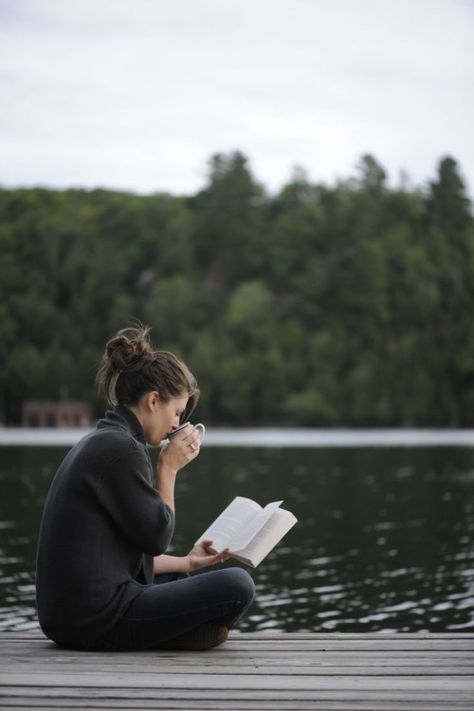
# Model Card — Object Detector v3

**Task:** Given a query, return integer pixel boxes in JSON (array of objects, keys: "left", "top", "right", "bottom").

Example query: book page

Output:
[
  {"left": 194, "top": 496, "right": 262, "bottom": 551},
  {"left": 229, "top": 500, "right": 283, "bottom": 551},
  {"left": 232, "top": 508, "right": 298, "bottom": 567}
]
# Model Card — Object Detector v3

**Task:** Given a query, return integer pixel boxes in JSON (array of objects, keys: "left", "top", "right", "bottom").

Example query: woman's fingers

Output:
[
  {"left": 201, "top": 550, "right": 228, "bottom": 567},
  {"left": 176, "top": 425, "right": 196, "bottom": 442},
  {"left": 189, "top": 543, "right": 230, "bottom": 570},
  {"left": 166, "top": 426, "right": 201, "bottom": 464},
  {"left": 203, "top": 542, "right": 230, "bottom": 561},
  {"left": 175, "top": 427, "right": 201, "bottom": 457},
  {"left": 187, "top": 433, "right": 202, "bottom": 451},
  {"left": 179, "top": 427, "right": 201, "bottom": 447}
]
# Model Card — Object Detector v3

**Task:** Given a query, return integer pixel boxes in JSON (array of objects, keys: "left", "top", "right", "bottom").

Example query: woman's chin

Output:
[
  {"left": 157, "top": 431, "right": 168, "bottom": 446},
  {"left": 146, "top": 432, "right": 165, "bottom": 447}
]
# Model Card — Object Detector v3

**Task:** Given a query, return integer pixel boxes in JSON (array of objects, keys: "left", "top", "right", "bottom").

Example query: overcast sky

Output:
[{"left": 1, "top": 0, "right": 473, "bottom": 197}]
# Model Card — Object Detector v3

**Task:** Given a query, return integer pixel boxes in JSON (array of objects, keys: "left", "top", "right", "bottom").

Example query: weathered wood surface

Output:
[{"left": 0, "top": 631, "right": 473, "bottom": 710}]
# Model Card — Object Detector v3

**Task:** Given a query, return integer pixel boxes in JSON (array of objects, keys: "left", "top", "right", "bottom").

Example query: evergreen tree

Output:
[{"left": 1, "top": 152, "right": 473, "bottom": 426}]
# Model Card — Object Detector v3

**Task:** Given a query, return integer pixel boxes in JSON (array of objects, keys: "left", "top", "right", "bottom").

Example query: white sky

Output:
[{"left": 1, "top": 0, "right": 473, "bottom": 196}]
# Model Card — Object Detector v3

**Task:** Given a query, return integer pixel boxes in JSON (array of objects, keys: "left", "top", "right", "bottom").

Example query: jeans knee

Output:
[{"left": 227, "top": 566, "right": 255, "bottom": 605}]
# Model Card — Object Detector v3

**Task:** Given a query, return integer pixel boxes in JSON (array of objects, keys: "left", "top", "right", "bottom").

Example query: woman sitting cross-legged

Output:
[{"left": 35, "top": 325, "right": 255, "bottom": 651}]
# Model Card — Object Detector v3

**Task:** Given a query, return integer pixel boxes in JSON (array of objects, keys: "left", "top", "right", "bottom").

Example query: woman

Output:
[{"left": 36, "top": 326, "right": 255, "bottom": 651}]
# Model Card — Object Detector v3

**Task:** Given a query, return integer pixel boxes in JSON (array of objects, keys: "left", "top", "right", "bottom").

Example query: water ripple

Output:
[{"left": 2, "top": 444, "right": 474, "bottom": 632}]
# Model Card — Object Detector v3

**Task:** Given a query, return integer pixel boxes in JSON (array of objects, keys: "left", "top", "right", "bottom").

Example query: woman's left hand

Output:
[{"left": 186, "top": 539, "right": 230, "bottom": 572}]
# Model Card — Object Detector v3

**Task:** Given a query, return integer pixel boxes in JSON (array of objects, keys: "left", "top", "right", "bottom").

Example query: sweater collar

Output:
[{"left": 97, "top": 404, "right": 147, "bottom": 445}]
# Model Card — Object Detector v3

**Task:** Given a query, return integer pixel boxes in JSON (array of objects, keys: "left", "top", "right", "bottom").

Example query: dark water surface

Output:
[{"left": 0, "top": 444, "right": 473, "bottom": 632}]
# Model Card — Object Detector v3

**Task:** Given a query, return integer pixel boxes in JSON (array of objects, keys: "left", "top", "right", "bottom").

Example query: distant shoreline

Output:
[{"left": 1, "top": 428, "right": 474, "bottom": 448}]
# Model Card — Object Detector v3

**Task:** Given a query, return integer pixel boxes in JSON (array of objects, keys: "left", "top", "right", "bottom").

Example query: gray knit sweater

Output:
[{"left": 36, "top": 405, "right": 174, "bottom": 647}]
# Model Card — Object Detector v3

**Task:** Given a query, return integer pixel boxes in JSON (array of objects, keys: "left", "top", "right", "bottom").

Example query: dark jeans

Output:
[{"left": 93, "top": 566, "right": 255, "bottom": 651}]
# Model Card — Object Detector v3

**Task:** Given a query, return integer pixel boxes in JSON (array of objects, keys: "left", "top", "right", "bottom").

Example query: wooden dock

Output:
[{"left": 0, "top": 631, "right": 473, "bottom": 709}]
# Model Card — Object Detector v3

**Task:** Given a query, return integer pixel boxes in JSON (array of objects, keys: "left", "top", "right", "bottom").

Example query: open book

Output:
[{"left": 195, "top": 496, "right": 297, "bottom": 568}]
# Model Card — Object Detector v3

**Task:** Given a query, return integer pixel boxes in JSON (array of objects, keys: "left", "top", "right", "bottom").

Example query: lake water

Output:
[{"left": 1, "top": 434, "right": 473, "bottom": 633}]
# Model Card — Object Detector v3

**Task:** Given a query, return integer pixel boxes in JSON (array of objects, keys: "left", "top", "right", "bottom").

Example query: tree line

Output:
[{"left": 1, "top": 152, "right": 473, "bottom": 426}]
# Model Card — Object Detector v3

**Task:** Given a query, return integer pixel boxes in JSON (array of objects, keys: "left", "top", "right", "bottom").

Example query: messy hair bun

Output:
[
  {"left": 97, "top": 324, "right": 199, "bottom": 421},
  {"left": 105, "top": 326, "right": 154, "bottom": 373}
]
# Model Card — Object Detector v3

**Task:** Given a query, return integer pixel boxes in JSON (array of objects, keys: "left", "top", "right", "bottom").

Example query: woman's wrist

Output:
[
  {"left": 156, "top": 459, "right": 177, "bottom": 480},
  {"left": 155, "top": 460, "right": 177, "bottom": 511},
  {"left": 183, "top": 554, "right": 192, "bottom": 573},
  {"left": 153, "top": 554, "right": 192, "bottom": 575}
]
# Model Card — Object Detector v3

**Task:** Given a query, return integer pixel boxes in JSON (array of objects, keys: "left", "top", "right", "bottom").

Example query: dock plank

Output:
[{"left": 0, "top": 631, "right": 473, "bottom": 710}]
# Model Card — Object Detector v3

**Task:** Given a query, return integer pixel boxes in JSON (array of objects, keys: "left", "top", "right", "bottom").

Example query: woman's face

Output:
[{"left": 144, "top": 392, "right": 189, "bottom": 446}]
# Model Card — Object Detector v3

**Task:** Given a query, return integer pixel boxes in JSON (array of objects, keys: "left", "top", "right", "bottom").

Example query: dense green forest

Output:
[{"left": 1, "top": 152, "right": 473, "bottom": 426}]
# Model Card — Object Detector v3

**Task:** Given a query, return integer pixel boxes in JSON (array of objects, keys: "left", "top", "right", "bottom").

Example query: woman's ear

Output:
[{"left": 147, "top": 390, "right": 160, "bottom": 411}]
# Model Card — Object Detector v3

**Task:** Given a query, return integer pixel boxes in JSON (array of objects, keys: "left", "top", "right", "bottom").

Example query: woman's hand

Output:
[
  {"left": 159, "top": 425, "right": 201, "bottom": 474},
  {"left": 156, "top": 426, "right": 202, "bottom": 512},
  {"left": 186, "top": 540, "right": 230, "bottom": 572}
]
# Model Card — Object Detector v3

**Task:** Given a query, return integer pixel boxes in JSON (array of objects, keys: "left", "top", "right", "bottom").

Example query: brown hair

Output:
[{"left": 97, "top": 325, "right": 199, "bottom": 422}]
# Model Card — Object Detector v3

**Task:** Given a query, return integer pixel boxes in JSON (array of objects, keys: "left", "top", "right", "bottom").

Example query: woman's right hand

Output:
[{"left": 158, "top": 425, "right": 201, "bottom": 474}]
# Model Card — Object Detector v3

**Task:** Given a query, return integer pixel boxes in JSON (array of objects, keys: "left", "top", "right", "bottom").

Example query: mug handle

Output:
[{"left": 195, "top": 423, "right": 206, "bottom": 443}]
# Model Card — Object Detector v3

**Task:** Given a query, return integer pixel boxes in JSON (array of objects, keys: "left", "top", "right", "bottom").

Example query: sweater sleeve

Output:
[{"left": 94, "top": 447, "right": 174, "bottom": 555}]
